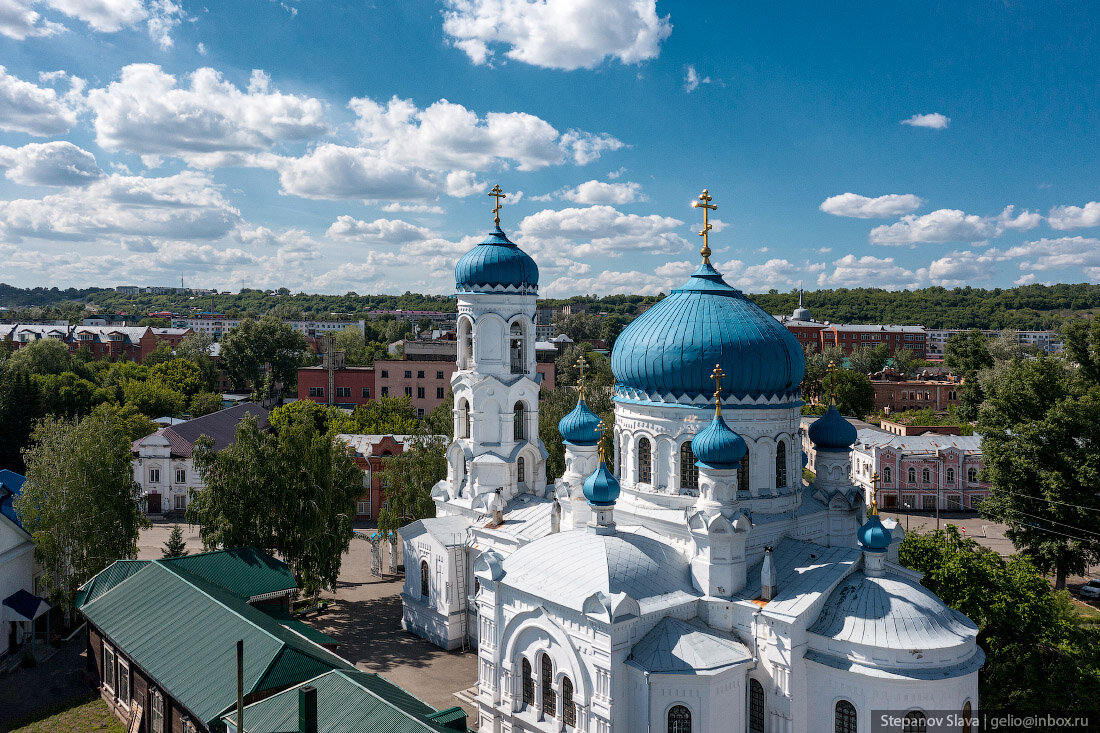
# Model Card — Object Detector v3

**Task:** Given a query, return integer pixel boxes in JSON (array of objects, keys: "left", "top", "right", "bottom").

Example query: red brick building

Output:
[
  {"left": 70, "top": 326, "right": 158, "bottom": 361},
  {"left": 296, "top": 366, "right": 376, "bottom": 407},
  {"left": 336, "top": 434, "right": 446, "bottom": 520},
  {"left": 374, "top": 360, "right": 555, "bottom": 417}
]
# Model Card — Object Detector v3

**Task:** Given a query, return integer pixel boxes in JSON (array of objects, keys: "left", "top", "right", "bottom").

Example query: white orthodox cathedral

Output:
[{"left": 400, "top": 190, "right": 982, "bottom": 733}]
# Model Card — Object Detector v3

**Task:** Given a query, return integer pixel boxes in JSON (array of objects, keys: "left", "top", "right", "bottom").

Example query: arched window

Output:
[
  {"left": 967, "top": 467, "right": 977, "bottom": 483},
  {"left": 638, "top": 438, "right": 652, "bottom": 484},
  {"left": 902, "top": 711, "right": 927, "bottom": 733},
  {"left": 514, "top": 402, "right": 525, "bottom": 440},
  {"left": 541, "top": 654, "right": 555, "bottom": 717},
  {"left": 680, "top": 443, "right": 698, "bottom": 490},
  {"left": 419, "top": 561, "right": 429, "bottom": 599},
  {"left": 667, "top": 705, "right": 691, "bottom": 733},
  {"left": 458, "top": 317, "right": 473, "bottom": 369},
  {"left": 908, "top": 467, "right": 916, "bottom": 484},
  {"left": 922, "top": 468, "right": 931, "bottom": 485},
  {"left": 748, "top": 679, "right": 764, "bottom": 733},
  {"left": 562, "top": 677, "right": 575, "bottom": 727},
  {"left": 775, "top": 440, "right": 788, "bottom": 488},
  {"left": 517, "top": 457, "right": 526, "bottom": 484},
  {"left": 459, "top": 399, "right": 470, "bottom": 439},
  {"left": 883, "top": 466, "right": 892, "bottom": 484},
  {"left": 738, "top": 448, "right": 751, "bottom": 493},
  {"left": 510, "top": 322, "right": 524, "bottom": 374},
  {"left": 962, "top": 702, "right": 972, "bottom": 733},
  {"left": 835, "top": 700, "right": 856, "bottom": 733},
  {"left": 521, "top": 659, "right": 534, "bottom": 707},
  {"left": 946, "top": 467, "right": 955, "bottom": 483}
]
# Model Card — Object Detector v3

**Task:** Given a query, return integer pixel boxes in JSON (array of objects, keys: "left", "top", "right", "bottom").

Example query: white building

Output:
[
  {"left": 0, "top": 470, "right": 47, "bottom": 662},
  {"left": 401, "top": 200, "right": 982, "bottom": 733}
]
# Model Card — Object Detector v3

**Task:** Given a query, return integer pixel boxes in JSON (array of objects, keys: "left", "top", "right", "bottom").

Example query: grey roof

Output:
[
  {"left": 735, "top": 538, "right": 861, "bottom": 620},
  {"left": 158, "top": 403, "right": 270, "bottom": 456},
  {"left": 809, "top": 570, "right": 978, "bottom": 650},
  {"left": 805, "top": 647, "right": 985, "bottom": 681},
  {"left": 629, "top": 617, "right": 751, "bottom": 674},
  {"left": 853, "top": 428, "right": 982, "bottom": 455},
  {"left": 486, "top": 494, "right": 555, "bottom": 542},
  {"left": 401, "top": 516, "right": 470, "bottom": 548},
  {"left": 501, "top": 529, "right": 697, "bottom": 614}
]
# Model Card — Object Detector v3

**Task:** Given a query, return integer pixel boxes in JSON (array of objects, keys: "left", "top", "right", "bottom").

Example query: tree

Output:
[
  {"left": 377, "top": 437, "right": 447, "bottom": 535},
  {"left": 552, "top": 311, "right": 601, "bottom": 342},
  {"left": 0, "top": 368, "right": 42, "bottom": 472},
  {"left": 150, "top": 358, "right": 206, "bottom": 397},
  {"left": 189, "top": 391, "right": 223, "bottom": 417},
  {"left": 33, "top": 371, "right": 113, "bottom": 417},
  {"left": 142, "top": 339, "right": 175, "bottom": 365},
  {"left": 8, "top": 338, "right": 72, "bottom": 376},
  {"left": 554, "top": 345, "right": 613, "bottom": 389},
  {"left": 892, "top": 347, "right": 919, "bottom": 378},
  {"left": 847, "top": 343, "right": 889, "bottom": 375},
  {"left": 424, "top": 390, "right": 454, "bottom": 439},
  {"left": 801, "top": 344, "right": 845, "bottom": 404},
  {"left": 335, "top": 397, "right": 420, "bottom": 435},
  {"left": 95, "top": 402, "right": 158, "bottom": 442},
  {"left": 219, "top": 316, "right": 308, "bottom": 393},
  {"left": 1062, "top": 318, "right": 1100, "bottom": 384},
  {"left": 175, "top": 332, "right": 218, "bottom": 389},
  {"left": 16, "top": 409, "right": 148, "bottom": 623},
  {"left": 821, "top": 369, "right": 874, "bottom": 418},
  {"left": 122, "top": 378, "right": 187, "bottom": 417},
  {"left": 162, "top": 525, "right": 189, "bottom": 558},
  {"left": 944, "top": 329, "right": 993, "bottom": 376},
  {"left": 333, "top": 325, "right": 371, "bottom": 366}
]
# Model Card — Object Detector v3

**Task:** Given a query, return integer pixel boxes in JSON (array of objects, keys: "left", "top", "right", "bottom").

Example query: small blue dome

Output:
[
  {"left": 455, "top": 225, "right": 538, "bottom": 293},
  {"left": 611, "top": 264, "right": 805, "bottom": 402},
  {"left": 858, "top": 514, "right": 891, "bottom": 553},
  {"left": 583, "top": 461, "right": 621, "bottom": 507},
  {"left": 808, "top": 404, "right": 858, "bottom": 452},
  {"left": 691, "top": 414, "right": 747, "bottom": 469},
  {"left": 559, "top": 398, "right": 601, "bottom": 446}
]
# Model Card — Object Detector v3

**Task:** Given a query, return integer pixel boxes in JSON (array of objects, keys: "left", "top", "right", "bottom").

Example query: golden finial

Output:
[
  {"left": 826, "top": 360, "right": 838, "bottom": 406},
  {"left": 870, "top": 471, "right": 880, "bottom": 516},
  {"left": 575, "top": 354, "right": 589, "bottom": 398},
  {"left": 692, "top": 188, "right": 718, "bottom": 265},
  {"left": 488, "top": 184, "right": 507, "bottom": 226},
  {"left": 710, "top": 363, "right": 725, "bottom": 417},
  {"left": 595, "top": 419, "right": 608, "bottom": 463}
]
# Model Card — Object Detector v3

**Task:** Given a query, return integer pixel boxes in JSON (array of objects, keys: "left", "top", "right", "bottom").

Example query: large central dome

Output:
[{"left": 611, "top": 263, "right": 805, "bottom": 403}]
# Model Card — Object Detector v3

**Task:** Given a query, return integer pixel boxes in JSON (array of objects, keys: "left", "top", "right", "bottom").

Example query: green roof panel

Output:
[{"left": 160, "top": 546, "right": 297, "bottom": 600}]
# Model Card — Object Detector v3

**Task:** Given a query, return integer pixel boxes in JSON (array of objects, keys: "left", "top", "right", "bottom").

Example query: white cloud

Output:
[
  {"left": 196, "top": 41, "right": 207, "bottom": 55},
  {"left": 926, "top": 249, "right": 1003, "bottom": 286},
  {"left": 274, "top": 144, "right": 438, "bottom": 202},
  {"left": 1002, "top": 236, "right": 1100, "bottom": 279},
  {"left": 87, "top": 64, "right": 328, "bottom": 158},
  {"left": 683, "top": 64, "right": 710, "bottom": 93},
  {"left": 517, "top": 205, "right": 687, "bottom": 258},
  {"left": 1048, "top": 201, "right": 1100, "bottom": 230},
  {"left": 900, "top": 112, "right": 950, "bottom": 129},
  {"left": 0, "top": 66, "right": 78, "bottom": 136},
  {"left": 543, "top": 269, "right": 678, "bottom": 297},
  {"left": 0, "top": 0, "right": 185, "bottom": 47},
  {"left": 382, "top": 201, "right": 445, "bottom": 214},
  {"left": 868, "top": 206, "right": 1039, "bottom": 244},
  {"left": 559, "top": 180, "right": 643, "bottom": 205},
  {"left": 326, "top": 215, "right": 431, "bottom": 244},
  {"left": 0, "top": 0, "right": 64, "bottom": 38},
  {"left": 442, "top": 0, "right": 672, "bottom": 71},
  {"left": 819, "top": 192, "right": 922, "bottom": 219},
  {"left": 0, "top": 141, "right": 102, "bottom": 186},
  {"left": 817, "top": 254, "right": 919, "bottom": 290}
]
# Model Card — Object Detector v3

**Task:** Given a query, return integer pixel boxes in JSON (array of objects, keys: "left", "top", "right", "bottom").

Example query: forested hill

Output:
[{"left": 2, "top": 282, "right": 1098, "bottom": 330}]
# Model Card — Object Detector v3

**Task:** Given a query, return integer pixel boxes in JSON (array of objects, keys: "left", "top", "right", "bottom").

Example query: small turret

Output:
[
  {"left": 583, "top": 419, "right": 620, "bottom": 535},
  {"left": 761, "top": 546, "right": 778, "bottom": 601}
]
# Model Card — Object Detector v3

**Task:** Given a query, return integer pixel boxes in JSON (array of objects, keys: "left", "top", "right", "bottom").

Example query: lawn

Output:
[
  {"left": 1072, "top": 597, "right": 1100, "bottom": 623},
  {"left": 10, "top": 695, "right": 125, "bottom": 733}
]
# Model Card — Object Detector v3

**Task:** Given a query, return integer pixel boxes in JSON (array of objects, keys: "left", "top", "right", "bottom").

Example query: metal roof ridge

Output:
[{"left": 335, "top": 669, "right": 450, "bottom": 732}]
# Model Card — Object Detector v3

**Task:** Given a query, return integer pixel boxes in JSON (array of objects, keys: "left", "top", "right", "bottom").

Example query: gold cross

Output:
[
  {"left": 710, "top": 363, "right": 725, "bottom": 415},
  {"left": 870, "top": 471, "right": 880, "bottom": 516},
  {"left": 595, "top": 419, "right": 607, "bottom": 462},
  {"left": 488, "top": 184, "right": 507, "bottom": 226},
  {"left": 575, "top": 354, "right": 589, "bottom": 397},
  {"left": 826, "top": 360, "right": 838, "bottom": 405},
  {"left": 692, "top": 188, "right": 718, "bottom": 265}
]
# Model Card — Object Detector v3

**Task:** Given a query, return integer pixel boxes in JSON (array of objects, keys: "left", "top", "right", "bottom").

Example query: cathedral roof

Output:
[
  {"left": 691, "top": 412, "right": 747, "bottom": 469},
  {"left": 610, "top": 263, "right": 805, "bottom": 404},
  {"left": 857, "top": 514, "right": 891, "bottom": 553},
  {"left": 454, "top": 225, "right": 538, "bottom": 294},
  {"left": 628, "top": 617, "right": 751, "bottom": 674},
  {"left": 582, "top": 461, "right": 620, "bottom": 506},
  {"left": 558, "top": 398, "right": 601, "bottom": 446},
  {"left": 808, "top": 404, "right": 858, "bottom": 452},
  {"left": 735, "top": 539, "right": 860, "bottom": 620}
]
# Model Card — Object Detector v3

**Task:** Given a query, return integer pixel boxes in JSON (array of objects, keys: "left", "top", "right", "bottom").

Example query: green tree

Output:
[
  {"left": 377, "top": 436, "right": 447, "bottom": 535},
  {"left": 8, "top": 338, "right": 72, "bottom": 375},
  {"left": 33, "top": 371, "right": 113, "bottom": 417},
  {"left": 95, "top": 402, "right": 158, "bottom": 442},
  {"left": 219, "top": 316, "right": 308, "bottom": 393},
  {"left": 16, "top": 409, "right": 148, "bottom": 623},
  {"left": 162, "top": 525, "right": 189, "bottom": 558},
  {"left": 847, "top": 343, "right": 889, "bottom": 375},
  {"left": 335, "top": 397, "right": 420, "bottom": 435},
  {"left": 821, "top": 369, "right": 875, "bottom": 417},
  {"left": 891, "top": 347, "right": 919, "bottom": 378},
  {"left": 555, "top": 345, "right": 614, "bottom": 389},
  {"left": 142, "top": 339, "right": 175, "bottom": 365},
  {"left": 0, "top": 368, "right": 43, "bottom": 472},
  {"left": 122, "top": 378, "right": 187, "bottom": 417},
  {"left": 1062, "top": 318, "right": 1100, "bottom": 384},
  {"left": 801, "top": 344, "right": 845, "bottom": 404},
  {"left": 149, "top": 358, "right": 206, "bottom": 397},
  {"left": 944, "top": 329, "right": 993, "bottom": 376},
  {"left": 188, "top": 391, "right": 224, "bottom": 417},
  {"left": 333, "top": 325, "right": 371, "bottom": 366},
  {"left": 424, "top": 390, "right": 454, "bottom": 439},
  {"left": 175, "top": 332, "right": 218, "bottom": 389}
]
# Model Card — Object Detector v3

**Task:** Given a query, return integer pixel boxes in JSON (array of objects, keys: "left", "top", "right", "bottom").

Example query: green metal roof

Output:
[
  {"left": 79, "top": 554, "right": 353, "bottom": 727},
  {"left": 74, "top": 560, "right": 150, "bottom": 607},
  {"left": 160, "top": 546, "right": 297, "bottom": 600},
  {"left": 223, "top": 669, "right": 468, "bottom": 733},
  {"left": 258, "top": 608, "right": 337, "bottom": 647}
]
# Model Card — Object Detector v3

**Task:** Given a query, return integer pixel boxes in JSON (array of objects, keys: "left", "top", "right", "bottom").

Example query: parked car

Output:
[{"left": 1080, "top": 579, "right": 1100, "bottom": 599}]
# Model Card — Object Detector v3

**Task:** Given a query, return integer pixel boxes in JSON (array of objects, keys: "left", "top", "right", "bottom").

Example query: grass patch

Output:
[
  {"left": 1072, "top": 598, "right": 1100, "bottom": 623},
  {"left": 10, "top": 694, "right": 125, "bottom": 733}
]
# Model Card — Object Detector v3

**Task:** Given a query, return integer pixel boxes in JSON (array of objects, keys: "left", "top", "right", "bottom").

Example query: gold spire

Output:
[
  {"left": 692, "top": 188, "right": 718, "bottom": 265},
  {"left": 870, "top": 471, "right": 880, "bottom": 516},
  {"left": 710, "top": 363, "right": 725, "bottom": 417},
  {"left": 488, "top": 184, "right": 507, "bottom": 226},
  {"left": 595, "top": 418, "right": 607, "bottom": 462},
  {"left": 826, "top": 360, "right": 838, "bottom": 406},
  {"left": 575, "top": 354, "right": 589, "bottom": 398}
]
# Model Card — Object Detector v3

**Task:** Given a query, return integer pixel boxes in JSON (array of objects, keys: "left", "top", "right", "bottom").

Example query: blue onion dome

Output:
[
  {"left": 858, "top": 514, "right": 891, "bottom": 553},
  {"left": 808, "top": 404, "right": 858, "bottom": 452},
  {"left": 559, "top": 398, "right": 602, "bottom": 446},
  {"left": 583, "top": 462, "right": 621, "bottom": 507},
  {"left": 610, "top": 263, "right": 805, "bottom": 402},
  {"left": 692, "top": 414, "right": 747, "bottom": 469},
  {"left": 455, "top": 225, "right": 538, "bottom": 294}
]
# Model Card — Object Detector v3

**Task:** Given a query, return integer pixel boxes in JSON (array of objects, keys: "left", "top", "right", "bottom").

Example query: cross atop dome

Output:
[
  {"left": 488, "top": 184, "right": 507, "bottom": 226},
  {"left": 575, "top": 354, "right": 589, "bottom": 398},
  {"left": 692, "top": 188, "right": 718, "bottom": 265},
  {"left": 710, "top": 363, "right": 725, "bottom": 416}
]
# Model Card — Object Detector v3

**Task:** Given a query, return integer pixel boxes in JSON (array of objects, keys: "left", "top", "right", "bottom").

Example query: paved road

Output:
[{"left": 0, "top": 635, "right": 88, "bottom": 732}]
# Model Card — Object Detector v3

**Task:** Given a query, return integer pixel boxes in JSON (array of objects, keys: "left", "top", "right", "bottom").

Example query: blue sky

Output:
[{"left": 1, "top": 1, "right": 1098, "bottom": 296}]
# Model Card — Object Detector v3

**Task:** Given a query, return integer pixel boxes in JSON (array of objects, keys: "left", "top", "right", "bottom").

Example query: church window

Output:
[
  {"left": 835, "top": 700, "right": 856, "bottom": 733},
  {"left": 517, "top": 457, "right": 526, "bottom": 483},
  {"left": 562, "top": 677, "right": 575, "bottom": 727},
  {"left": 667, "top": 705, "right": 691, "bottom": 733},
  {"left": 514, "top": 402, "right": 525, "bottom": 440},
  {"left": 962, "top": 702, "right": 972, "bottom": 733},
  {"left": 748, "top": 679, "right": 764, "bottom": 733},
  {"left": 419, "top": 561, "right": 429, "bottom": 599},
  {"left": 458, "top": 317, "right": 473, "bottom": 369},
  {"left": 946, "top": 467, "right": 955, "bottom": 483},
  {"left": 510, "top": 322, "right": 524, "bottom": 374},
  {"left": 967, "top": 467, "right": 978, "bottom": 483},
  {"left": 922, "top": 468, "right": 930, "bottom": 485},
  {"left": 541, "top": 654, "right": 555, "bottom": 717},
  {"left": 738, "top": 448, "right": 751, "bottom": 493},
  {"left": 459, "top": 400, "right": 470, "bottom": 438},
  {"left": 908, "top": 467, "right": 916, "bottom": 484},
  {"left": 638, "top": 438, "right": 652, "bottom": 485},
  {"left": 521, "top": 659, "right": 534, "bottom": 707},
  {"left": 902, "top": 711, "right": 927, "bottom": 733},
  {"left": 883, "top": 466, "right": 892, "bottom": 484},
  {"left": 775, "top": 440, "right": 788, "bottom": 488},
  {"left": 679, "top": 443, "right": 698, "bottom": 490}
]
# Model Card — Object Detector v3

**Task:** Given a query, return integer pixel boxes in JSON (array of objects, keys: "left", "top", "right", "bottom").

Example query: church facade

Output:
[{"left": 400, "top": 190, "right": 982, "bottom": 733}]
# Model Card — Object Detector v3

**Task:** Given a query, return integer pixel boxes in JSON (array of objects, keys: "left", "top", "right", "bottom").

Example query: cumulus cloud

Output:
[
  {"left": 900, "top": 112, "right": 950, "bottom": 129},
  {"left": 817, "top": 254, "right": 919, "bottom": 290},
  {"left": 0, "top": 0, "right": 185, "bottom": 47},
  {"left": 517, "top": 205, "right": 687, "bottom": 258},
  {"left": 926, "top": 249, "right": 1004, "bottom": 286},
  {"left": 819, "top": 192, "right": 922, "bottom": 219},
  {"left": 683, "top": 64, "right": 710, "bottom": 93},
  {"left": 0, "top": 141, "right": 102, "bottom": 186},
  {"left": 326, "top": 215, "right": 431, "bottom": 244},
  {"left": 274, "top": 144, "right": 438, "bottom": 202},
  {"left": 1003, "top": 236, "right": 1100, "bottom": 279},
  {"left": 868, "top": 206, "right": 1039, "bottom": 245},
  {"left": 1048, "top": 201, "right": 1100, "bottom": 230},
  {"left": 559, "top": 180, "right": 643, "bottom": 205},
  {"left": 87, "top": 64, "right": 327, "bottom": 158},
  {"left": 0, "top": 0, "right": 64, "bottom": 38},
  {"left": 442, "top": 0, "right": 671, "bottom": 70},
  {"left": 0, "top": 66, "right": 78, "bottom": 136}
]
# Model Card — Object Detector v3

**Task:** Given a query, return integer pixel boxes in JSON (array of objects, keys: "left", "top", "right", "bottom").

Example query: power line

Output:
[
  {"left": 990, "top": 507, "right": 1100, "bottom": 539},
  {"left": 985, "top": 488, "right": 1100, "bottom": 514}
]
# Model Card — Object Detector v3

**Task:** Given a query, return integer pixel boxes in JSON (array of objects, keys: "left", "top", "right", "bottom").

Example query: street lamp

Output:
[{"left": 903, "top": 503, "right": 911, "bottom": 531}]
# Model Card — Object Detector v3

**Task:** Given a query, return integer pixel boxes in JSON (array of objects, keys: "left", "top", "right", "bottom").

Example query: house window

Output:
[
  {"left": 416, "top": 408, "right": 424, "bottom": 417},
  {"left": 922, "top": 468, "right": 930, "bottom": 485},
  {"left": 175, "top": 468, "right": 186, "bottom": 484},
  {"left": 404, "top": 370, "right": 412, "bottom": 379},
  {"left": 638, "top": 438, "right": 652, "bottom": 484},
  {"left": 174, "top": 494, "right": 186, "bottom": 510},
  {"left": 362, "top": 387, "right": 371, "bottom": 398},
  {"left": 562, "top": 676, "right": 575, "bottom": 727},
  {"left": 150, "top": 689, "right": 164, "bottom": 733},
  {"left": 922, "top": 495, "right": 936, "bottom": 511},
  {"left": 962, "top": 702, "right": 973, "bottom": 733},
  {"left": 381, "top": 370, "right": 389, "bottom": 378},
  {"left": 404, "top": 387, "right": 412, "bottom": 397},
  {"left": 417, "top": 370, "right": 425, "bottom": 379},
  {"left": 522, "top": 659, "right": 534, "bottom": 707},
  {"left": 883, "top": 466, "right": 892, "bottom": 484},
  {"left": 541, "top": 654, "right": 555, "bottom": 717},
  {"left": 356, "top": 501, "right": 369, "bottom": 516},
  {"left": 183, "top": 718, "right": 197, "bottom": 733},
  {"left": 420, "top": 560, "right": 430, "bottom": 599},
  {"left": 436, "top": 371, "right": 444, "bottom": 380},
  {"left": 946, "top": 467, "right": 955, "bottom": 483},
  {"left": 103, "top": 644, "right": 116, "bottom": 693},
  {"left": 679, "top": 443, "right": 698, "bottom": 490},
  {"left": 117, "top": 658, "right": 130, "bottom": 707},
  {"left": 437, "top": 387, "right": 445, "bottom": 399},
  {"left": 967, "top": 467, "right": 978, "bottom": 483},
  {"left": 381, "top": 387, "right": 389, "bottom": 397},
  {"left": 738, "top": 448, "right": 751, "bottom": 492},
  {"left": 668, "top": 705, "right": 691, "bottom": 733},
  {"left": 835, "top": 700, "right": 856, "bottom": 733},
  {"left": 149, "top": 468, "right": 160, "bottom": 484},
  {"left": 517, "top": 457, "right": 526, "bottom": 484},
  {"left": 908, "top": 467, "right": 916, "bottom": 484},
  {"left": 903, "top": 711, "right": 927, "bottom": 733},
  {"left": 308, "top": 386, "right": 325, "bottom": 397},
  {"left": 749, "top": 679, "right": 764, "bottom": 733},
  {"left": 775, "top": 440, "right": 787, "bottom": 488},
  {"left": 514, "top": 402, "right": 525, "bottom": 440},
  {"left": 336, "top": 387, "right": 351, "bottom": 398},
  {"left": 417, "top": 387, "right": 425, "bottom": 399}
]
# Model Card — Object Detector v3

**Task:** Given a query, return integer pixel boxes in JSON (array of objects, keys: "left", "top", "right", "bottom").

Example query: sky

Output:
[{"left": 1, "top": 1, "right": 1099, "bottom": 297}]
